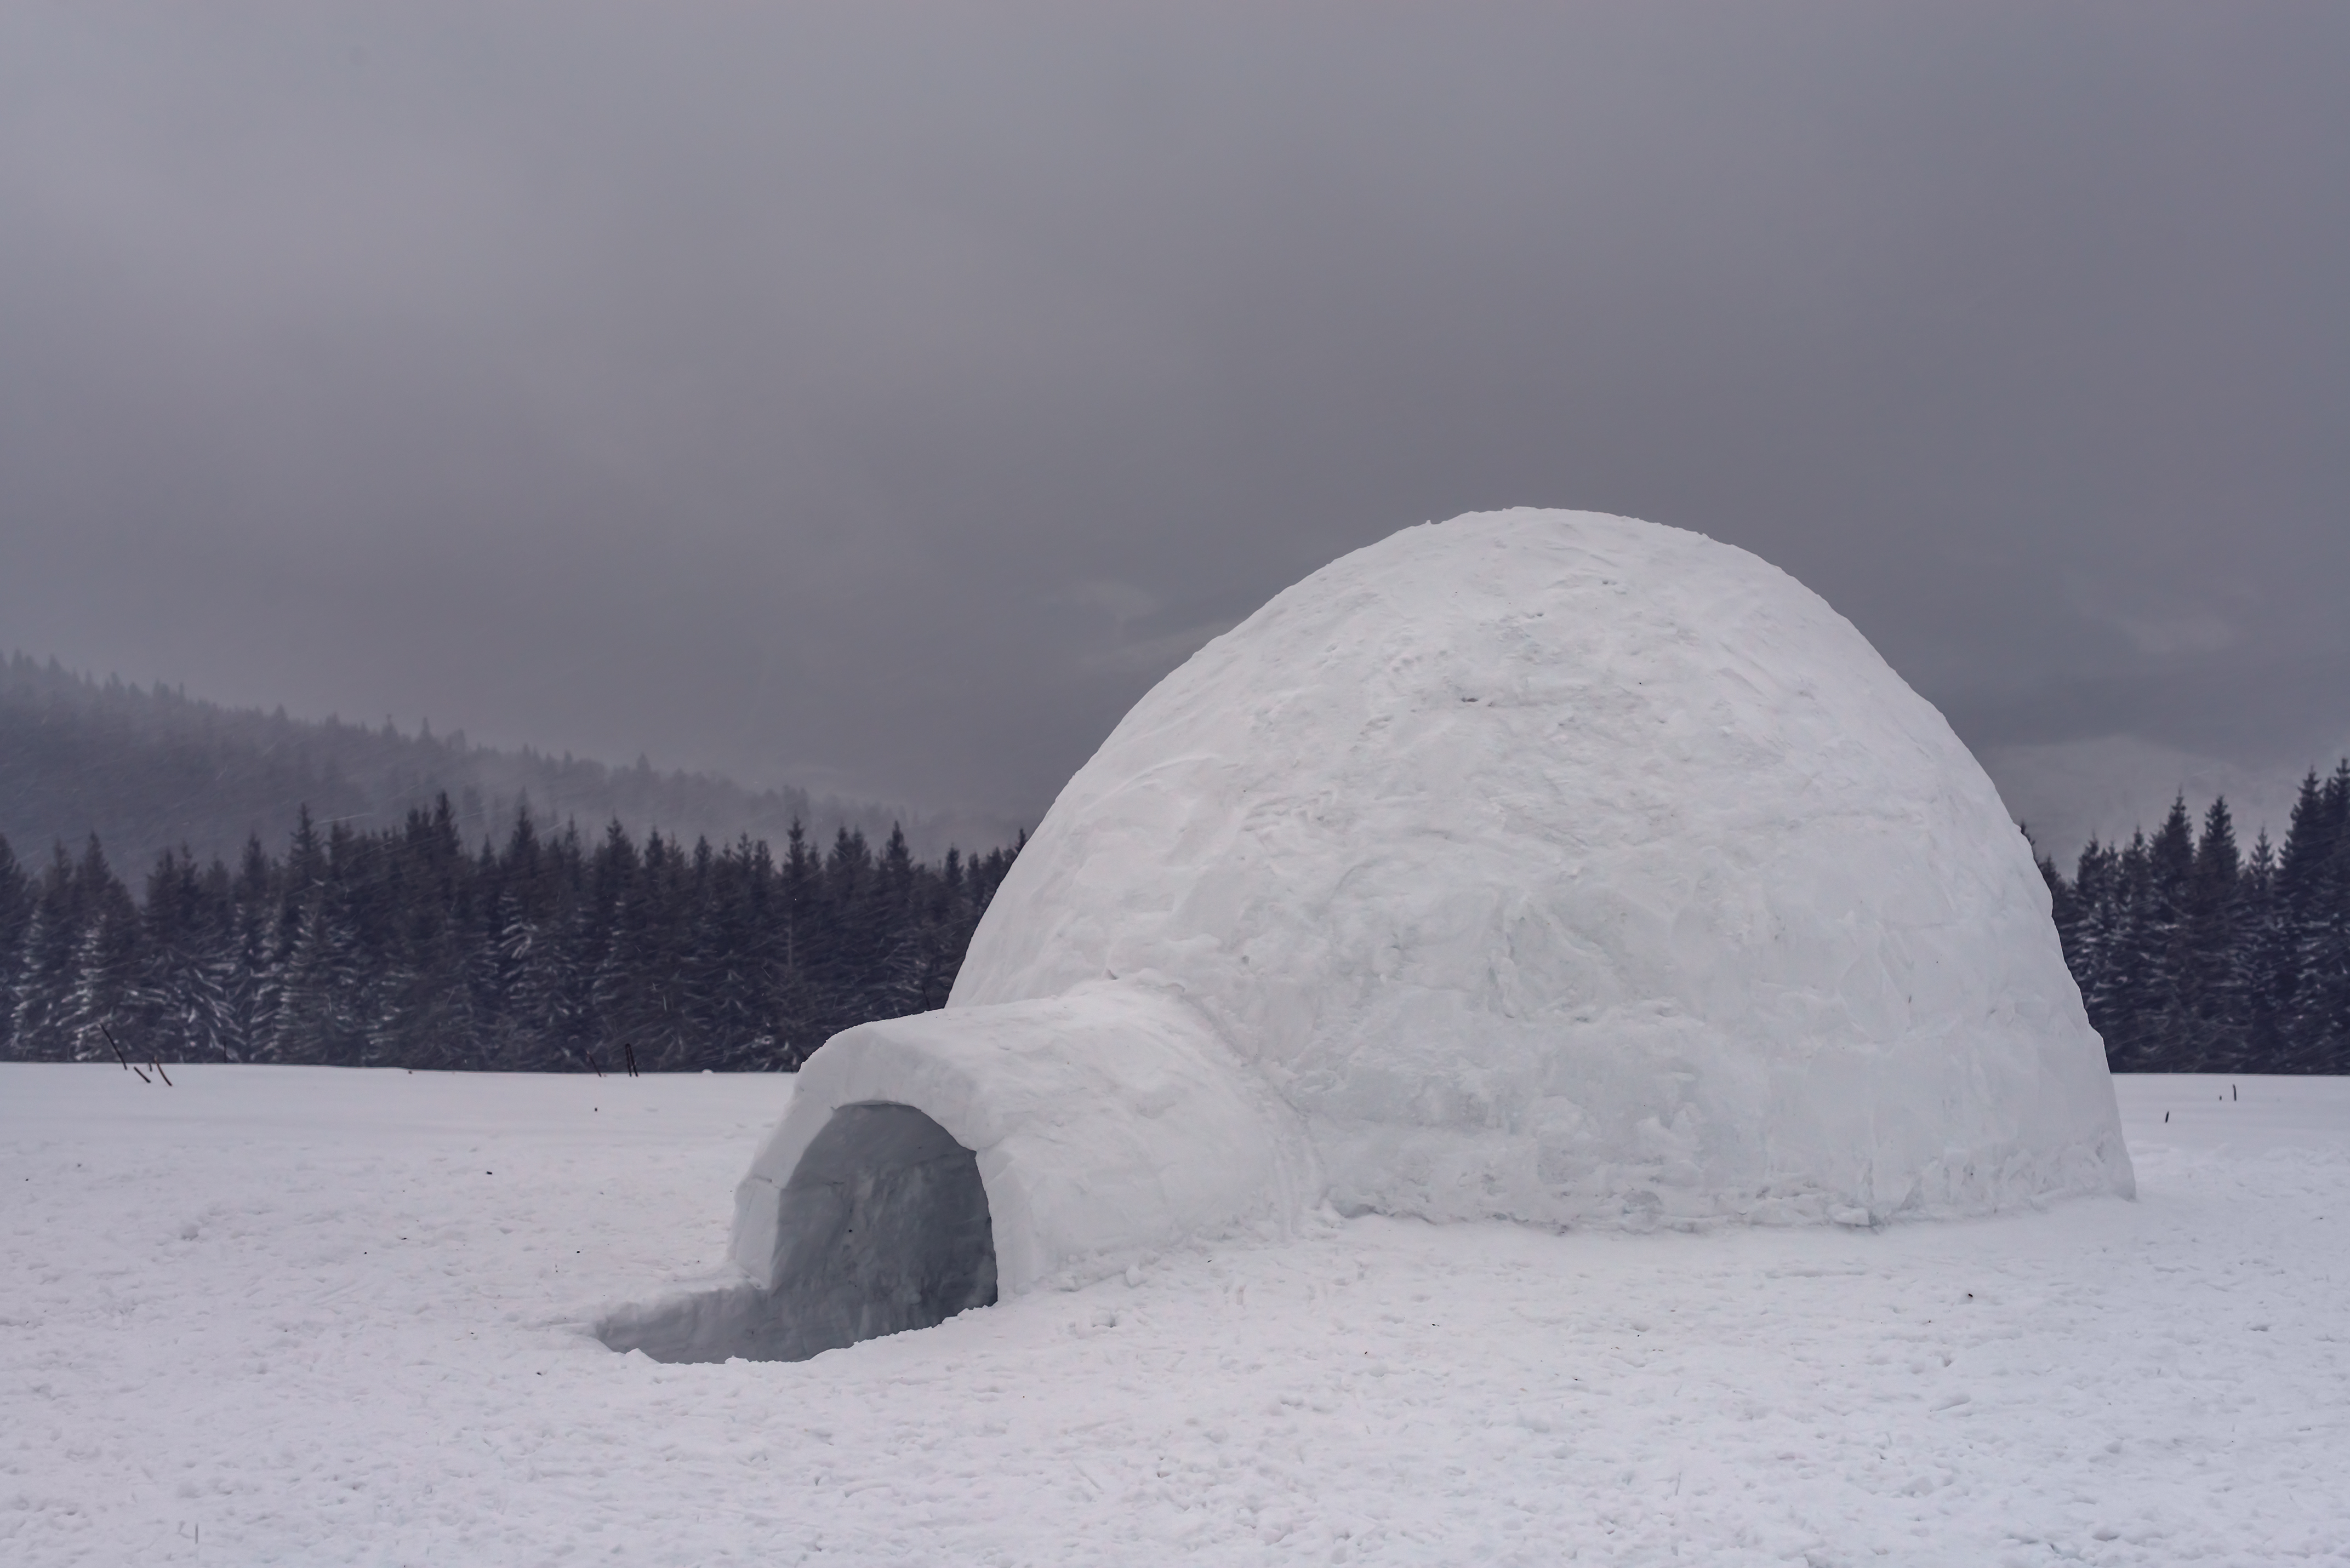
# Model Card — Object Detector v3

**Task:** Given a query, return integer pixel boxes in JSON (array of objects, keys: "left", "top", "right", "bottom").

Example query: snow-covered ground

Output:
[{"left": 4, "top": 1066, "right": 2344, "bottom": 1566}]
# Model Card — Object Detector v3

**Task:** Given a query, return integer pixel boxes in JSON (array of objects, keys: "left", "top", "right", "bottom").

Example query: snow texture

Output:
[
  {"left": 731, "top": 983, "right": 1313, "bottom": 1301},
  {"left": 751, "top": 508, "right": 2131, "bottom": 1309},
  {"left": 2, "top": 1065, "right": 2342, "bottom": 1567}
]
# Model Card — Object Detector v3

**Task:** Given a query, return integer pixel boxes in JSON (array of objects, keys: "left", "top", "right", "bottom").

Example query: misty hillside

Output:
[{"left": 0, "top": 654, "right": 1016, "bottom": 873}]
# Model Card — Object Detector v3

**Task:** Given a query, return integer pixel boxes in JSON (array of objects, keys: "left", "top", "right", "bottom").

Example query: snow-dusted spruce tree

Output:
[
  {"left": 497, "top": 895, "right": 594, "bottom": 1071},
  {"left": 130, "top": 848, "right": 236, "bottom": 1063},
  {"left": 212, "top": 840, "right": 283, "bottom": 1062},
  {"left": 2240, "top": 830, "right": 2286, "bottom": 1065},
  {"left": 766, "top": 820, "right": 828, "bottom": 1068},
  {"left": 2277, "top": 762, "right": 2350, "bottom": 1071},
  {"left": 8, "top": 843, "right": 104, "bottom": 1060},
  {"left": 7, "top": 865, "right": 73, "bottom": 1059},
  {"left": 60, "top": 873, "right": 140, "bottom": 1063}
]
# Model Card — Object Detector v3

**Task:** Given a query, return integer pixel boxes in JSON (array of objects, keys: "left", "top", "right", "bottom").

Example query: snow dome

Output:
[{"left": 700, "top": 509, "right": 2132, "bottom": 1359}]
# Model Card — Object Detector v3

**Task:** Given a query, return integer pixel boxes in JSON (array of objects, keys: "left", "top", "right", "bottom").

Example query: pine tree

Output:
[
  {"left": 8, "top": 847, "right": 83, "bottom": 1060},
  {"left": 869, "top": 824, "right": 928, "bottom": 1021},
  {"left": 2128, "top": 797, "right": 2194, "bottom": 1067},
  {"left": 686, "top": 838, "right": 774, "bottom": 1069},
  {"left": 60, "top": 842, "right": 141, "bottom": 1062},
  {"left": 770, "top": 820, "right": 825, "bottom": 1067},
  {"left": 2084, "top": 831, "right": 2158, "bottom": 1069},
  {"left": 365, "top": 799, "right": 483, "bottom": 1069},
  {"left": 816, "top": 826, "right": 878, "bottom": 1042},
  {"left": 216, "top": 836, "right": 280, "bottom": 1062},
  {"left": 133, "top": 849, "right": 237, "bottom": 1062},
  {"left": 923, "top": 846, "right": 974, "bottom": 1010},
  {"left": 2176, "top": 797, "right": 2244, "bottom": 1069},
  {"left": 2058, "top": 838, "right": 2120, "bottom": 1052},
  {"left": 2240, "top": 831, "right": 2286, "bottom": 1066},
  {"left": 501, "top": 891, "right": 590, "bottom": 1071},
  {"left": 266, "top": 890, "right": 360, "bottom": 1064},
  {"left": 2291, "top": 762, "right": 2350, "bottom": 1072},
  {"left": 2274, "top": 768, "right": 2347, "bottom": 1070},
  {"left": 592, "top": 829, "right": 694, "bottom": 1069}
]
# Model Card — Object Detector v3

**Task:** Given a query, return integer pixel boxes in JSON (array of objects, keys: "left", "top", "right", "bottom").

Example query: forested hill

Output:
[{"left": 1, "top": 653, "right": 1011, "bottom": 874}]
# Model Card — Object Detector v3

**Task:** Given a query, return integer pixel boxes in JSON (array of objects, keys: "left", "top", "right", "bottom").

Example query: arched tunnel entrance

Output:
[{"left": 597, "top": 1103, "right": 997, "bottom": 1364}]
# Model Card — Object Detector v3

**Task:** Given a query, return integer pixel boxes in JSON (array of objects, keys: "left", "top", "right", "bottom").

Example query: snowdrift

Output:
[{"left": 717, "top": 509, "right": 2134, "bottom": 1354}]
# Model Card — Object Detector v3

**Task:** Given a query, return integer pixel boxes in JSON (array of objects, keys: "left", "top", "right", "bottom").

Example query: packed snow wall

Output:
[
  {"left": 727, "top": 508, "right": 2134, "bottom": 1336},
  {"left": 731, "top": 982, "right": 1314, "bottom": 1298}
]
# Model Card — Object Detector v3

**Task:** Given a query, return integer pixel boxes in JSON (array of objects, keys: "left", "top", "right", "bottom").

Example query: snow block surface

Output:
[
  {"left": 738, "top": 508, "right": 2131, "bottom": 1319},
  {"left": 950, "top": 509, "right": 2132, "bottom": 1232},
  {"left": 734, "top": 982, "right": 1312, "bottom": 1297}
]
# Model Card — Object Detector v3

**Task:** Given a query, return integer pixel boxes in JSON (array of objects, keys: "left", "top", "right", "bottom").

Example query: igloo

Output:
[{"left": 652, "top": 509, "right": 2133, "bottom": 1361}]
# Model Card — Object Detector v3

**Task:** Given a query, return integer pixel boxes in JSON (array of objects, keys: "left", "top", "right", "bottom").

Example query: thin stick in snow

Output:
[
  {"left": 151, "top": 1057, "right": 173, "bottom": 1088},
  {"left": 101, "top": 1024, "right": 150, "bottom": 1083}
]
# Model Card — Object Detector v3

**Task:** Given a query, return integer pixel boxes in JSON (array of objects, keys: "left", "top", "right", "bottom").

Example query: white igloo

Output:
[{"left": 685, "top": 509, "right": 2131, "bottom": 1361}]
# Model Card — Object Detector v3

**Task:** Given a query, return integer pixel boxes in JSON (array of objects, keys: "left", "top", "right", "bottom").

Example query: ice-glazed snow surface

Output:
[
  {"left": 951, "top": 510, "right": 2130, "bottom": 1231},
  {"left": 5, "top": 1065, "right": 2345, "bottom": 1567}
]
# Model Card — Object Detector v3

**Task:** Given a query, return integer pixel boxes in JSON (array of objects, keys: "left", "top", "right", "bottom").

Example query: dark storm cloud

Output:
[{"left": 3, "top": 3, "right": 2345, "bottom": 845}]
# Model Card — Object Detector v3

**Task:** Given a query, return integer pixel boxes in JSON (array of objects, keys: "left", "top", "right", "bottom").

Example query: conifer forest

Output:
[
  {"left": 2039, "top": 762, "right": 2350, "bottom": 1074},
  {"left": 0, "top": 801, "right": 1019, "bottom": 1073},
  {"left": 2, "top": 765, "right": 2346, "bottom": 1074}
]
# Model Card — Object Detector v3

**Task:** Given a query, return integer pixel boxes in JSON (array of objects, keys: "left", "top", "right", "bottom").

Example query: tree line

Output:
[
  {"left": 4, "top": 766, "right": 2347, "bottom": 1075},
  {"left": 2040, "top": 762, "right": 2350, "bottom": 1074},
  {"left": 0, "top": 799, "right": 1020, "bottom": 1072}
]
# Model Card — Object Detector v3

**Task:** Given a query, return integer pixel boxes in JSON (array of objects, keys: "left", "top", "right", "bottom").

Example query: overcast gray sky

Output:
[{"left": 3, "top": 3, "right": 2345, "bottom": 857}]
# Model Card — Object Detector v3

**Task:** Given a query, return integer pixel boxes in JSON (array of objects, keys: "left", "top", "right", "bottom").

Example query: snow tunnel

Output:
[
  {"left": 601, "top": 984, "right": 1307, "bottom": 1363},
  {"left": 731, "top": 984, "right": 1312, "bottom": 1301},
  {"left": 597, "top": 1102, "right": 997, "bottom": 1364}
]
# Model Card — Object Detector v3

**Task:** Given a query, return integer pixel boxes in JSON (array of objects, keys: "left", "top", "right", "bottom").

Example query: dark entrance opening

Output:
[{"left": 597, "top": 1102, "right": 997, "bottom": 1364}]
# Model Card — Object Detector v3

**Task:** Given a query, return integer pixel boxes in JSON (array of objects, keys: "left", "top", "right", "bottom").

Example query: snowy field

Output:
[{"left": 4, "top": 1066, "right": 2345, "bottom": 1567}]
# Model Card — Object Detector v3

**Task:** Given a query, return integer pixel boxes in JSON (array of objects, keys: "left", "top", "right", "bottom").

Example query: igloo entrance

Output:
[
  {"left": 765, "top": 1102, "right": 999, "bottom": 1352},
  {"left": 598, "top": 1103, "right": 996, "bottom": 1364}
]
